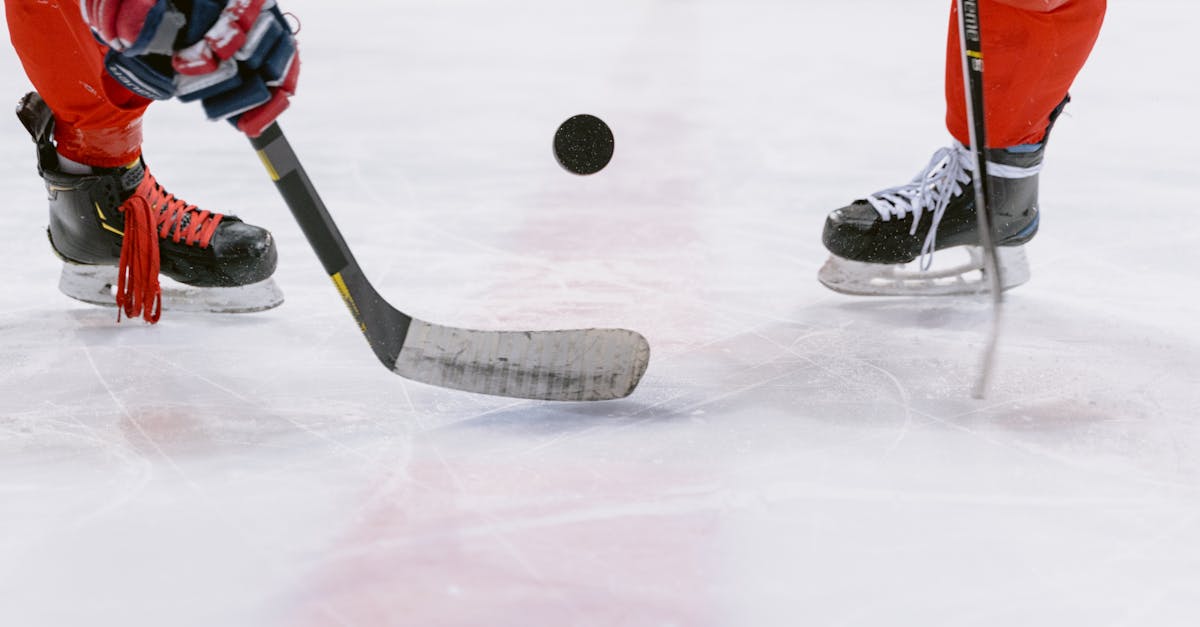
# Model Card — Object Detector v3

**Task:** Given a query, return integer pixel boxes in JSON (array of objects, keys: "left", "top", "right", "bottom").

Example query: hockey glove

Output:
[{"left": 83, "top": 0, "right": 300, "bottom": 137}]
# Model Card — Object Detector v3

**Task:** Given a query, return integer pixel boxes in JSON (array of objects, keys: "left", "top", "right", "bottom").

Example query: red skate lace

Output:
[
  {"left": 114, "top": 169, "right": 224, "bottom": 324},
  {"left": 116, "top": 194, "right": 162, "bottom": 323}
]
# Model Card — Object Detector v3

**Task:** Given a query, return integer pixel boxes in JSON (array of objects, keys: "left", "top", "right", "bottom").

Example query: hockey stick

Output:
[
  {"left": 249, "top": 124, "right": 650, "bottom": 401},
  {"left": 957, "top": 0, "right": 1004, "bottom": 399}
]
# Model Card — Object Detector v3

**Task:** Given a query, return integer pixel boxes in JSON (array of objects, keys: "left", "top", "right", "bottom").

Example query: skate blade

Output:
[
  {"left": 58, "top": 263, "right": 284, "bottom": 314},
  {"left": 817, "top": 246, "right": 1030, "bottom": 297}
]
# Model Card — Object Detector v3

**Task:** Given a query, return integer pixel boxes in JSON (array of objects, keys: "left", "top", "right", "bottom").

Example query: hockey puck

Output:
[{"left": 553, "top": 114, "right": 614, "bottom": 175}]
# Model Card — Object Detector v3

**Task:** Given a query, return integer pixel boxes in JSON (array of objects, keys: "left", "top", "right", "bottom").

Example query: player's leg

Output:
[
  {"left": 6, "top": 0, "right": 148, "bottom": 167},
  {"left": 818, "top": 0, "right": 1106, "bottom": 296},
  {"left": 7, "top": 0, "right": 282, "bottom": 319},
  {"left": 945, "top": 0, "right": 1107, "bottom": 148}
]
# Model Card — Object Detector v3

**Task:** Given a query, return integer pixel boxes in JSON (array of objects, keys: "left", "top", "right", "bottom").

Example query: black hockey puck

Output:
[{"left": 553, "top": 114, "right": 614, "bottom": 175}]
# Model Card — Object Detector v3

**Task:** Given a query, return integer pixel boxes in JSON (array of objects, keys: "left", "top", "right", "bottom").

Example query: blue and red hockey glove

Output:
[{"left": 83, "top": 0, "right": 300, "bottom": 137}]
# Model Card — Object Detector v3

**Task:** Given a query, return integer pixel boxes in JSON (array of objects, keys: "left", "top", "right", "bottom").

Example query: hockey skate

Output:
[
  {"left": 818, "top": 141, "right": 1044, "bottom": 297},
  {"left": 17, "top": 93, "right": 283, "bottom": 318}
]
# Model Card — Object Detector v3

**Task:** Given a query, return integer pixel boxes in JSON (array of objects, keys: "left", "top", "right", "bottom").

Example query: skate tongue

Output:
[
  {"left": 119, "top": 160, "right": 147, "bottom": 193},
  {"left": 115, "top": 195, "right": 163, "bottom": 323}
]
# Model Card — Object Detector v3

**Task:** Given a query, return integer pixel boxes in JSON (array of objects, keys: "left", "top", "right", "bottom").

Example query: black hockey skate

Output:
[
  {"left": 17, "top": 92, "right": 283, "bottom": 320},
  {"left": 817, "top": 93, "right": 1071, "bottom": 296},
  {"left": 817, "top": 141, "right": 1042, "bottom": 296}
]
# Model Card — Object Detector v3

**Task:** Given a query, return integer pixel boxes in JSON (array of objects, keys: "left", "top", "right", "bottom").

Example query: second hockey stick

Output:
[
  {"left": 957, "top": 0, "right": 1004, "bottom": 399},
  {"left": 250, "top": 124, "right": 650, "bottom": 401}
]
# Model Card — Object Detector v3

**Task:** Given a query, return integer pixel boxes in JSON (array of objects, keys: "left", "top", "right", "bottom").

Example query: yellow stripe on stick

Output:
[
  {"left": 257, "top": 149, "right": 280, "bottom": 181},
  {"left": 331, "top": 272, "right": 367, "bottom": 332}
]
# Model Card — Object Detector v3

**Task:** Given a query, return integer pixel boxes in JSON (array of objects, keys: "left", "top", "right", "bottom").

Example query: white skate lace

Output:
[{"left": 865, "top": 143, "right": 974, "bottom": 270}]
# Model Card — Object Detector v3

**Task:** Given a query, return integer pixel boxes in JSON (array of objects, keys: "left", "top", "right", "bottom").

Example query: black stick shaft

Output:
[
  {"left": 249, "top": 123, "right": 412, "bottom": 367},
  {"left": 958, "top": 0, "right": 1003, "bottom": 397},
  {"left": 958, "top": 0, "right": 1001, "bottom": 295},
  {"left": 249, "top": 123, "right": 356, "bottom": 276}
]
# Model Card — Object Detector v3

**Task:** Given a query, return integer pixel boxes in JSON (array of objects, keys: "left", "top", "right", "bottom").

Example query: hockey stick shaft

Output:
[
  {"left": 250, "top": 125, "right": 364, "bottom": 278},
  {"left": 957, "top": 0, "right": 1004, "bottom": 398},
  {"left": 250, "top": 123, "right": 412, "bottom": 365},
  {"left": 249, "top": 124, "right": 650, "bottom": 401}
]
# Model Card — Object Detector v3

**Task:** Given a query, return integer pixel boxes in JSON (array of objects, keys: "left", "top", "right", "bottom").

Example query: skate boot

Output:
[
  {"left": 17, "top": 92, "right": 283, "bottom": 321},
  {"left": 816, "top": 96, "right": 1071, "bottom": 296},
  {"left": 817, "top": 141, "right": 1041, "bottom": 296}
]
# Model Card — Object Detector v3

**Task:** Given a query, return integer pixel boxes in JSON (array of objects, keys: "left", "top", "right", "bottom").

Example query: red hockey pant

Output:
[
  {"left": 945, "top": 0, "right": 1106, "bottom": 147},
  {"left": 6, "top": 0, "right": 149, "bottom": 168}
]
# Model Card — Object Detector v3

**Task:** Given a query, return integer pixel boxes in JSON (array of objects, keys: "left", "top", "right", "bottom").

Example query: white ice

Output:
[{"left": 2, "top": 1, "right": 1199, "bottom": 625}]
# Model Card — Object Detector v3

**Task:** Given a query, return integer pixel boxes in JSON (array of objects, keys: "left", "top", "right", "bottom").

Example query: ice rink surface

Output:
[{"left": 2, "top": 1, "right": 1198, "bottom": 625}]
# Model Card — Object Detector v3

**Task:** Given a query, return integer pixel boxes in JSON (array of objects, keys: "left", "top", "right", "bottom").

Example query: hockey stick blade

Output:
[{"left": 250, "top": 124, "right": 650, "bottom": 401}]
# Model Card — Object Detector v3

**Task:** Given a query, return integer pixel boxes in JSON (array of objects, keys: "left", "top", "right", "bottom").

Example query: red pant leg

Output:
[
  {"left": 6, "top": 0, "right": 148, "bottom": 167},
  {"left": 944, "top": 0, "right": 1106, "bottom": 148}
]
